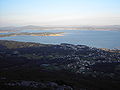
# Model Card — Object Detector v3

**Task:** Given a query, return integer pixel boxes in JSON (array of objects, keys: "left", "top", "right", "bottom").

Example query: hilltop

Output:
[{"left": 0, "top": 40, "right": 120, "bottom": 90}]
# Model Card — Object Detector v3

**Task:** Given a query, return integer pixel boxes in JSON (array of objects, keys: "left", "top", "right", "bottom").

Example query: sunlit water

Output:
[{"left": 0, "top": 30, "right": 120, "bottom": 49}]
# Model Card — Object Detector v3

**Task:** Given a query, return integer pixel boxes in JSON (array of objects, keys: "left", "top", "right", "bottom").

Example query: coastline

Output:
[
  {"left": 30, "top": 33, "right": 64, "bottom": 36},
  {"left": 0, "top": 32, "right": 64, "bottom": 37}
]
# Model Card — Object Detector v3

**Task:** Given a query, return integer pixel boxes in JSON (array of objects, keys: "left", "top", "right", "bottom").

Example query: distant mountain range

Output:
[{"left": 0, "top": 25, "right": 120, "bottom": 31}]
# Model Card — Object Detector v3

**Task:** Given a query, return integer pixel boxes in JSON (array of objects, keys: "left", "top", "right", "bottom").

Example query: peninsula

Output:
[{"left": 0, "top": 32, "right": 64, "bottom": 37}]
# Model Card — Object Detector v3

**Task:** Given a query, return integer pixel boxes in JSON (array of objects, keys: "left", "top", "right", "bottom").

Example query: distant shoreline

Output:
[
  {"left": 31, "top": 33, "right": 64, "bottom": 36},
  {"left": 0, "top": 25, "right": 120, "bottom": 32},
  {"left": 0, "top": 32, "right": 64, "bottom": 37}
]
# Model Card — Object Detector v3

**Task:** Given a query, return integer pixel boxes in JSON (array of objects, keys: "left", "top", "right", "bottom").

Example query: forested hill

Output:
[{"left": 0, "top": 40, "right": 120, "bottom": 90}]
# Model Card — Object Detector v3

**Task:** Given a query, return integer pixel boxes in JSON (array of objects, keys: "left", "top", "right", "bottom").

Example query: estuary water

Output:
[{"left": 0, "top": 30, "right": 120, "bottom": 49}]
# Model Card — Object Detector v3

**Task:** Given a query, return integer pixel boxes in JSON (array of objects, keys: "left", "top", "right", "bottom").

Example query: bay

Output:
[{"left": 0, "top": 30, "right": 120, "bottom": 49}]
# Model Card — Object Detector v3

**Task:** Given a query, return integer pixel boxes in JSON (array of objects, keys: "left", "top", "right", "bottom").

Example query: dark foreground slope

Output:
[{"left": 0, "top": 40, "right": 120, "bottom": 90}]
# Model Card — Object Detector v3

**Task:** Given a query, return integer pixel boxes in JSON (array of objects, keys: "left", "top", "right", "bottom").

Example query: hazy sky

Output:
[{"left": 0, "top": 0, "right": 120, "bottom": 26}]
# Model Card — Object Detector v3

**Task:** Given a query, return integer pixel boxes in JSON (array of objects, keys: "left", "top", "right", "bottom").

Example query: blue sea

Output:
[{"left": 0, "top": 30, "right": 120, "bottom": 49}]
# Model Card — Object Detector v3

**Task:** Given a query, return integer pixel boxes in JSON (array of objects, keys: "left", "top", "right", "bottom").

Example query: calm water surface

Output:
[{"left": 0, "top": 30, "right": 120, "bottom": 49}]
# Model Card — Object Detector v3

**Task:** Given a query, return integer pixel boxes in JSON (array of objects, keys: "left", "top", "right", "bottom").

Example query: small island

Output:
[{"left": 0, "top": 32, "right": 64, "bottom": 37}]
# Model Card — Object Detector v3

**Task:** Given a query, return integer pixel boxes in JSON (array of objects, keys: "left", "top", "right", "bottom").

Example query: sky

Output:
[{"left": 0, "top": 0, "right": 120, "bottom": 26}]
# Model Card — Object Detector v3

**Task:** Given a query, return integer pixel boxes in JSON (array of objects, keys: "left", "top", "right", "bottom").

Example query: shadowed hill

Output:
[{"left": 0, "top": 40, "right": 120, "bottom": 90}]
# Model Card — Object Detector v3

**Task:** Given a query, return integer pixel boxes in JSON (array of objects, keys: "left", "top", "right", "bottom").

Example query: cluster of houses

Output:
[{"left": 49, "top": 43, "right": 120, "bottom": 77}]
